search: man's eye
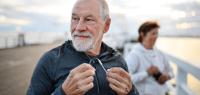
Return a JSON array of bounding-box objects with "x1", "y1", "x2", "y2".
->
[
  {"x1": 72, "y1": 17, "x2": 79, "y2": 21},
  {"x1": 86, "y1": 18, "x2": 94, "y2": 21}
]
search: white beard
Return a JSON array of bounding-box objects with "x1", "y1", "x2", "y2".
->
[{"x1": 72, "y1": 31, "x2": 94, "y2": 52}]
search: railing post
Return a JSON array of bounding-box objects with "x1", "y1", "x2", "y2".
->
[
  {"x1": 176, "y1": 67, "x2": 187, "y2": 95},
  {"x1": 5, "y1": 37, "x2": 8, "y2": 48}
]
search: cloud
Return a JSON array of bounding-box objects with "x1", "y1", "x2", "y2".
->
[
  {"x1": 0, "y1": 0, "x2": 76, "y2": 19},
  {"x1": 1, "y1": 0, "x2": 200, "y2": 36},
  {"x1": 0, "y1": 15, "x2": 31, "y2": 25},
  {"x1": 108, "y1": 0, "x2": 194, "y2": 20}
]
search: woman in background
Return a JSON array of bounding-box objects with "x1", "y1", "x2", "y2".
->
[{"x1": 125, "y1": 21, "x2": 174, "y2": 95}]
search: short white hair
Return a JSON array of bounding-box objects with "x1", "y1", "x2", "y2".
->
[
  {"x1": 73, "y1": 0, "x2": 110, "y2": 21},
  {"x1": 98, "y1": 0, "x2": 110, "y2": 21}
]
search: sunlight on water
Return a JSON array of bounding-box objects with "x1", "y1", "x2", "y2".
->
[
  {"x1": 156, "y1": 37, "x2": 200, "y2": 94},
  {"x1": 156, "y1": 37, "x2": 200, "y2": 67}
]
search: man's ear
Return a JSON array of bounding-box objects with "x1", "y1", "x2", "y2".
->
[{"x1": 103, "y1": 18, "x2": 111, "y2": 33}]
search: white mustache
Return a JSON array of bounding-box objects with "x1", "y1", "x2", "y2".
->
[{"x1": 72, "y1": 31, "x2": 92, "y2": 38}]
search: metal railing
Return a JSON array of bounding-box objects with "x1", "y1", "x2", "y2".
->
[{"x1": 165, "y1": 53, "x2": 200, "y2": 95}]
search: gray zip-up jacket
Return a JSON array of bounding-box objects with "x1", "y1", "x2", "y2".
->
[{"x1": 27, "y1": 40, "x2": 139, "y2": 95}]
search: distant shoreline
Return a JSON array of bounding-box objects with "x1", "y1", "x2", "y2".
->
[{"x1": 160, "y1": 35, "x2": 200, "y2": 38}]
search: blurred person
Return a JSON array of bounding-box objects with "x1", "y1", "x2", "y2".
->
[
  {"x1": 125, "y1": 21, "x2": 174, "y2": 95},
  {"x1": 27, "y1": 0, "x2": 139, "y2": 95}
]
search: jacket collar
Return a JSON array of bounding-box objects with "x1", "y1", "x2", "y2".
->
[{"x1": 65, "y1": 40, "x2": 120, "y2": 63}]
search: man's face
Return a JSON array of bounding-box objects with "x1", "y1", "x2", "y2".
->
[{"x1": 71, "y1": 0, "x2": 106, "y2": 52}]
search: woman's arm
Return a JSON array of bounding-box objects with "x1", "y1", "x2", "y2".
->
[{"x1": 125, "y1": 52, "x2": 149, "y2": 84}]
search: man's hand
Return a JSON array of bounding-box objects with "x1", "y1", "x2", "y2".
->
[
  {"x1": 62, "y1": 63, "x2": 95, "y2": 95},
  {"x1": 107, "y1": 67, "x2": 132, "y2": 95}
]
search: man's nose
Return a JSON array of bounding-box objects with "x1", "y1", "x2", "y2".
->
[{"x1": 76, "y1": 20, "x2": 86, "y2": 31}]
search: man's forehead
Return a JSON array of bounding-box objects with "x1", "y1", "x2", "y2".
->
[{"x1": 72, "y1": 13, "x2": 95, "y2": 18}]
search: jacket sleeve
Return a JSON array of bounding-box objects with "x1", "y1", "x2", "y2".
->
[
  {"x1": 27, "y1": 52, "x2": 65, "y2": 95},
  {"x1": 125, "y1": 51, "x2": 149, "y2": 84}
]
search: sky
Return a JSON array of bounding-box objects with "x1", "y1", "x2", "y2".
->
[{"x1": 0, "y1": 0, "x2": 200, "y2": 36}]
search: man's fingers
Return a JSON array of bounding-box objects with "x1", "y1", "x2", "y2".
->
[
  {"x1": 69, "y1": 76, "x2": 94, "y2": 94},
  {"x1": 71, "y1": 88, "x2": 84, "y2": 95},
  {"x1": 64, "y1": 64, "x2": 95, "y2": 94},
  {"x1": 79, "y1": 76, "x2": 94, "y2": 86},
  {"x1": 80, "y1": 82, "x2": 94, "y2": 93},
  {"x1": 65, "y1": 74, "x2": 94, "y2": 94},
  {"x1": 67, "y1": 69, "x2": 95, "y2": 90},
  {"x1": 107, "y1": 77, "x2": 126, "y2": 90},
  {"x1": 70, "y1": 63, "x2": 95, "y2": 75},
  {"x1": 109, "y1": 83, "x2": 128, "y2": 95},
  {"x1": 108, "y1": 67, "x2": 131, "y2": 81},
  {"x1": 68, "y1": 63, "x2": 95, "y2": 86},
  {"x1": 72, "y1": 80, "x2": 94, "y2": 94},
  {"x1": 78, "y1": 69, "x2": 95, "y2": 79},
  {"x1": 107, "y1": 67, "x2": 133, "y2": 93},
  {"x1": 62, "y1": 75, "x2": 78, "y2": 93},
  {"x1": 107, "y1": 71, "x2": 131, "y2": 89}
]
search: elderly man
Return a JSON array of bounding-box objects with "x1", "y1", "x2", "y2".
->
[{"x1": 27, "y1": 0, "x2": 139, "y2": 95}]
